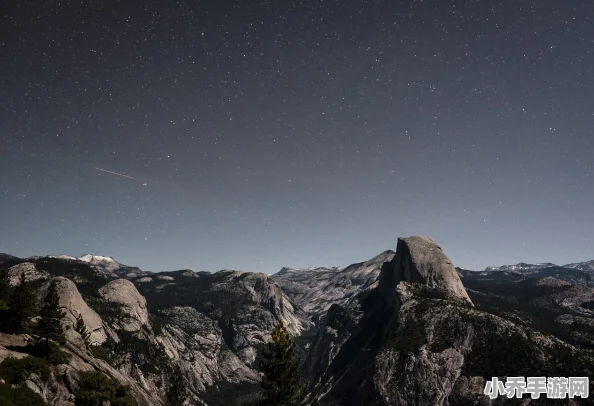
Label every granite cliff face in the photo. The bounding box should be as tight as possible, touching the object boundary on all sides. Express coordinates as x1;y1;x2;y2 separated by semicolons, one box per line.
379;237;472;305
272;250;395;323
98;279;149;332
289;237;594;405
1;240;594;405
46;277;108;345
0;256;311;405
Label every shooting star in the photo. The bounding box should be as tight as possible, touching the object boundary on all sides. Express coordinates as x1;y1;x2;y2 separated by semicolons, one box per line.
95;167;135;179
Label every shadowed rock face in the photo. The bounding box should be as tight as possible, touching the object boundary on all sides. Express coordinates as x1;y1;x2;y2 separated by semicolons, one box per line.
305;237;594;405
380;236;472;305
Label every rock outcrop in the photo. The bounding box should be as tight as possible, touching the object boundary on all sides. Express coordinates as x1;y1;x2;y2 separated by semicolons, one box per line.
30;327;163;406
42;277;107;345
0;333;30;363
380;236;472;304
272;266;342;312
273;250;395;321
156;306;260;393
2;240;594;406
305;236;593;405
7;262;50;285
113;268;313;404
98;279;149;331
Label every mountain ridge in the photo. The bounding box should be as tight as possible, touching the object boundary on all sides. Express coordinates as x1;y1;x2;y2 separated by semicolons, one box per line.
484;260;594;272
1;240;594;405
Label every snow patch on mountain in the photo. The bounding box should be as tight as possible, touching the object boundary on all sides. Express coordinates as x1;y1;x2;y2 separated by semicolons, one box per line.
47;255;78;261
78;254;122;272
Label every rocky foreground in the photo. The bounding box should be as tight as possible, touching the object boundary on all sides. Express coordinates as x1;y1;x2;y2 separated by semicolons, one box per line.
1;237;593;405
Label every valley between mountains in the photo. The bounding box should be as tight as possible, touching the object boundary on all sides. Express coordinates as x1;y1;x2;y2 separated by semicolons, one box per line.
0;237;593;405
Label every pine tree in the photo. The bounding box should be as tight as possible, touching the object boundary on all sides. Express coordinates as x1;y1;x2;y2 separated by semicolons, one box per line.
0;269;11;331
0;269;10;304
258;321;307;406
166;364;187;406
74;313;91;346
36;279;65;346
8;273;36;333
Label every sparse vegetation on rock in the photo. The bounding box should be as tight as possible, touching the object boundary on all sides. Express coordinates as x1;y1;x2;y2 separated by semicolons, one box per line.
0;381;45;405
74;370;137;406
74;313;91;347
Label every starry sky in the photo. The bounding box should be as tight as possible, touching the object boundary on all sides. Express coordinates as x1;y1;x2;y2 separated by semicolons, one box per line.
1;0;593;273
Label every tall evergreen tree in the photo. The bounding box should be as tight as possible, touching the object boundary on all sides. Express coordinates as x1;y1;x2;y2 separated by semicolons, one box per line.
0;269;10;305
36;279;65;346
0;269;11;330
74;313;91;347
258;321;307;406
8;273;36;333
166;364;187;406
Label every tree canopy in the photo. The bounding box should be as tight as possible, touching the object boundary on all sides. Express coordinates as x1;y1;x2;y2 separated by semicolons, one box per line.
166;364;187;406
36;279;66;346
258;321;307;406
8;273;36;333
74;313;91;347
75;371;137;406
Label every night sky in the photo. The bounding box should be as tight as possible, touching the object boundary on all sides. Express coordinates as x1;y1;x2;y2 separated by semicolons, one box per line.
1;0;593;273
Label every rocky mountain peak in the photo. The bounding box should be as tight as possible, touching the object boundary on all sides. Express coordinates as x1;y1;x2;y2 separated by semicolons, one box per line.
3;242;594;405
367;249;396;263
78;254;122;272
380;236;472;305
564;260;594;272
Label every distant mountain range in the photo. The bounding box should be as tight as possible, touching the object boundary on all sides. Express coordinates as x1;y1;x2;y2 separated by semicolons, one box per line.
484;260;594;272
0;253;148;278
564;259;594;271
1;244;593;405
